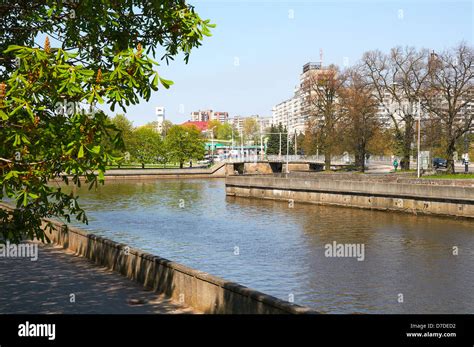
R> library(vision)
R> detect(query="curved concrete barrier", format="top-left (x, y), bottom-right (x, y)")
top-left (40, 218), bottom-right (317, 314)
top-left (0, 202), bottom-right (316, 314)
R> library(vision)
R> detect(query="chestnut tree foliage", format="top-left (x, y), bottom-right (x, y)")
top-left (0, 1), bottom-right (214, 243)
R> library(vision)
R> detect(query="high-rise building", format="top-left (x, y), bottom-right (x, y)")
top-left (272, 62), bottom-right (333, 135)
top-left (271, 90), bottom-right (304, 134)
top-left (155, 106), bottom-right (165, 133)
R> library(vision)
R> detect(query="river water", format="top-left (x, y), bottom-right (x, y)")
top-left (67, 178), bottom-right (474, 313)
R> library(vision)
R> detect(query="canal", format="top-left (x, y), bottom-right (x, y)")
top-left (67, 178), bottom-right (474, 313)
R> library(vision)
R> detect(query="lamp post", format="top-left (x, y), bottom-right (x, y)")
top-left (294, 130), bottom-right (297, 156)
top-left (231, 127), bottom-right (234, 161)
top-left (240, 129), bottom-right (244, 161)
top-left (286, 112), bottom-right (290, 174)
top-left (208, 126), bottom-right (216, 164)
top-left (464, 115), bottom-right (470, 173)
top-left (416, 100), bottom-right (421, 178)
top-left (279, 132), bottom-right (282, 159)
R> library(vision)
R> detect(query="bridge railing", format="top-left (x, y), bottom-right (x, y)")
top-left (225, 154), bottom-right (356, 164)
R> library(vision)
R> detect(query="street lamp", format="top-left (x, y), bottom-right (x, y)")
top-left (240, 129), bottom-right (244, 161)
top-left (286, 112), bottom-right (290, 174)
top-left (208, 126), bottom-right (216, 164)
top-left (416, 100), bottom-right (421, 178)
top-left (231, 128), bottom-right (234, 160)
top-left (464, 115), bottom-right (470, 173)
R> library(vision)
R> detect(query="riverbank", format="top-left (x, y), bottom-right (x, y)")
top-left (0, 202), bottom-right (316, 314)
top-left (6, 179), bottom-right (472, 313)
top-left (225, 173), bottom-right (474, 218)
top-left (0, 242), bottom-right (197, 314)
top-left (102, 162), bottom-right (227, 179)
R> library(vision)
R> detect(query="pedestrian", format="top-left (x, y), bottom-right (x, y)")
top-left (393, 158), bottom-right (399, 172)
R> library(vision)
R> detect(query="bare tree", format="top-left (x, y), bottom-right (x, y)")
top-left (303, 64), bottom-right (346, 171)
top-left (418, 43), bottom-right (474, 173)
top-left (361, 47), bottom-right (430, 170)
top-left (339, 68), bottom-right (381, 172)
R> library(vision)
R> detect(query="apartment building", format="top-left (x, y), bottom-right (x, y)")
top-left (190, 110), bottom-right (229, 123)
top-left (229, 115), bottom-right (273, 133)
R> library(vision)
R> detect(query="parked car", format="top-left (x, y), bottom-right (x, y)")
top-left (432, 158), bottom-right (448, 169)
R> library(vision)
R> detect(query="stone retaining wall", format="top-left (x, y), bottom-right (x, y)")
top-left (0, 202), bottom-right (316, 314)
top-left (226, 176), bottom-right (474, 218)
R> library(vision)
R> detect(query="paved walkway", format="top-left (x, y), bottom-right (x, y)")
top-left (0, 242), bottom-right (196, 314)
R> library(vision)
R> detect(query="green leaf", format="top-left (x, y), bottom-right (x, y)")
top-left (0, 109), bottom-right (8, 120)
top-left (13, 134), bottom-right (21, 146)
top-left (3, 45), bottom-right (24, 53)
top-left (152, 73), bottom-right (159, 88)
top-left (98, 170), bottom-right (105, 182)
top-left (89, 145), bottom-right (101, 154)
top-left (4, 170), bottom-right (19, 180)
top-left (78, 145), bottom-right (84, 158)
top-left (160, 78), bottom-right (174, 89)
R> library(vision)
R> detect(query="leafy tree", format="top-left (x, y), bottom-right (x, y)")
top-left (165, 125), bottom-right (205, 168)
top-left (207, 120), bottom-right (221, 139)
top-left (0, 1), bottom-right (214, 80)
top-left (105, 114), bottom-right (134, 162)
top-left (418, 44), bottom-right (474, 173)
top-left (266, 123), bottom-right (293, 155)
top-left (216, 123), bottom-right (233, 140)
top-left (266, 125), bottom-right (280, 155)
top-left (339, 68), bottom-right (381, 172)
top-left (303, 65), bottom-right (346, 171)
top-left (111, 114), bottom-right (134, 144)
top-left (296, 133), bottom-right (305, 155)
top-left (129, 126), bottom-right (163, 168)
top-left (0, 1), bottom-right (214, 243)
top-left (242, 118), bottom-right (259, 143)
top-left (361, 47), bottom-right (428, 170)
top-left (161, 120), bottom-right (174, 137)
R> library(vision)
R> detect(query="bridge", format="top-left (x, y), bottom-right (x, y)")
top-left (221, 155), bottom-right (353, 175)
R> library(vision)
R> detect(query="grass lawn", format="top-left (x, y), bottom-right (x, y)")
top-left (106, 163), bottom-right (189, 169)
top-left (421, 173), bottom-right (474, 179)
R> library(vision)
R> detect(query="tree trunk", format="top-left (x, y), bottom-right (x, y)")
top-left (356, 140), bottom-right (366, 172)
top-left (179, 161), bottom-right (184, 169)
top-left (446, 140), bottom-right (456, 174)
top-left (401, 120), bottom-right (414, 170)
top-left (324, 150), bottom-right (331, 171)
top-left (141, 162), bottom-right (145, 169)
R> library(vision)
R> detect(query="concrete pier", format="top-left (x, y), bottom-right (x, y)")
top-left (225, 174), bottom-right (474, 218)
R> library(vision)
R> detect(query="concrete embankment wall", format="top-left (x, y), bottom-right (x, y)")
top-left (0, 202), bottom-right (315, 314)
top-left (225, 175), bottom-right (474, 218)
top-left (102, 162), bottom-right (227, 179)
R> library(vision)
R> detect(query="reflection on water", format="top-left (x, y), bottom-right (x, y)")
top-left (66, 179), bottom-right (474, 313)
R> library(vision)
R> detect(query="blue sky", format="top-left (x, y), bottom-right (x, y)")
top-left (119, 0), bottom-right (473, 125)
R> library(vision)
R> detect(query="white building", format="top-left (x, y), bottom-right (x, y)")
top-left (272, 87), bottom-right (305, 135)
top-left (190, 110), bottom-right (229, 123)
top-left (273, 62), bottom-right (409, 134)
top-left (229, 115), bottom-right (273, 134)
top-left (155, 106), bottom-right (165, 133)
top-left (272, 62), bottom-right (328, 135)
